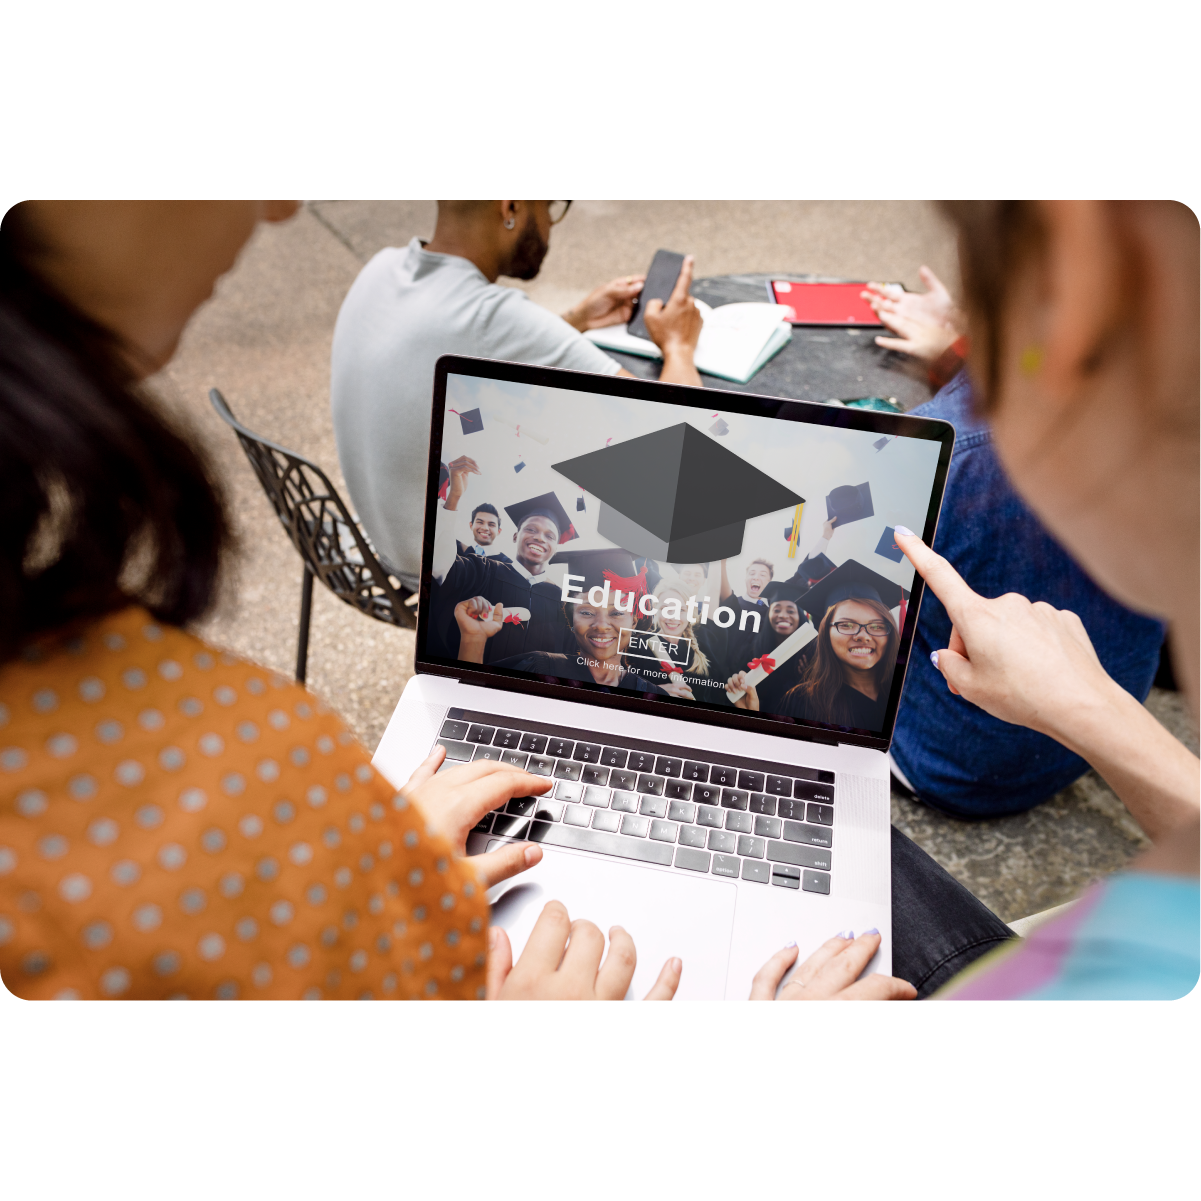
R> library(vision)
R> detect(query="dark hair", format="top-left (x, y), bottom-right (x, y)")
top-left (0, 204), bottom-right (231, 664)
top-left (784, 596), bottom-right (898, 725)
top-left (470, 503), bottom-right (499, 522)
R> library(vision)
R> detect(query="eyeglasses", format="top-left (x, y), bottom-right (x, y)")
top-left (831, 619), bottom-right (891, 637)
top-left (548, 200), bottom-right (572, 224)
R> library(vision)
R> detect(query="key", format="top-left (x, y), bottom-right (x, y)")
top-left (554, 760), bottom-right (583, 782)
top-left (802, 869), bottom-right (831, 895)
top-left (767, 842), bottom-right (832, 871)
top-left (725, 811), bottom-right (753, 834)
top-left (721, 788), bottom-right (749, 811)
top-left (776, 798), bottom-right (804, 821)
top-left (639, 796), bottom-right (667, 819)
top-left (710, 765), bottom-right (738, 787)
top-left (792, 766), bottom-right (835, 784)
top-left (467, 724), bottom-right (496, 744)
top-left (655, 756), bottom-right (683, 778)
top-left (582, 786), bottom-right (611, 808)
top-left (506, 797), bottom-right (537, 815)
top-left (737, 835), bottom-right (765, 859)
top-left (712, 854), bottom-right (740, 878)
top-left (737, 770), bottom-right (765, 792)
top-left (610, 791), bottom-right (638, 813)
top-left (649, 820), bottom-right (678, 843)
top-left (440, 720), bottom-right (469, 740)
top-left (492, 728), bottom-right (521, 749)
top-left (794, 778), bottom-right (835, 803)
top-left (782, 821), bottom-right (832, 849)
top-left (492, 814), bottom-right (531, 838)
top-left (627, 751), bottom-right (656, 773)
top-left (501, 750), bottom-right (529, 769)
top-left (693, 783), bottom-right (721, 805)
top-left (573, 742), bottom-right (602, 763)
top-left (748, 794), bottom-right (777, 816)
top-left (471, 812), bottom-right (494, 834)
top-left (437, 738), bottom-right (474, 761)
top-left (678, 825), bottom-right (707, 849)
top-left (554, 780), bottom-right (583, 802)
top-left (591, 809), bottom-right (621, 832)
top-left (519, 732), bottom-right (547, 754)
top-left (807, 803), bottom-right (834, 827)
top-left (664, 779), bottom-right (693, 800)
top-left (674, 847), bottom-right (711, 873)
top-left (547, 737), bottom-right (575, 758)
top-left (534, 798), bottom-right (564, 822)
top-left (754, 815), bottom-right (782, 839)
top-left (638, 774), bottom-right (665, 797)
top-left (708, 830), bottom-right (737, 854)
top-left (696, 805), bottom-right (723, 828)
top-left (773, 863), bottom-right (801, 879)
top-left (667, 800), bottom-right (696, 824)
top-left (621, 814), bottom-right (651, 838)
top-left (527, 821), bottom-right (674, 866)
top-left (610, 769), bottom-right (638, 792)
top-left (772, 870), bottom-right (800, 889)
top-left (581, 765), bottom-right (610, 786)
top-left (741, 859), bottom-right (770, 883)
top-left (436, 760), bottom-right (459, 774)
top-left (600, 747), bottom-right (628, 769)
top-left (526, 755), bottom-right (555, 777)
top-left (473, 745), bottom-right (503, 762)
top-left (564, 805), bottom-right (591, 827)
top-left (682, 761), bottom-right (710, 782)
top-left (764, 774), bottom-right (792, 797)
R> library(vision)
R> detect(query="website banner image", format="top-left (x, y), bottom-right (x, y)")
top-left (425, 374), bottom-right (942, 735)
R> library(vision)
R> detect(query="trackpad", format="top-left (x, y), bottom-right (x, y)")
top-left (487, 846), bottom-right (737, 1000)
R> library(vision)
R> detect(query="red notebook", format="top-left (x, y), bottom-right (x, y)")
top-left (769, 280), bottom-right (882, 326)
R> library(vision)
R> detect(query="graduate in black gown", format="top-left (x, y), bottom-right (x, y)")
top-left (460, 548), bottom-right (656, 696)
top-left (731, 595), bottom-right (813, 715)
top-left (643, 574), bottom-right (733, 707)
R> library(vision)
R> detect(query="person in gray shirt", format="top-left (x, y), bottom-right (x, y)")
top-left (330, 200), bottom-right (702, 587)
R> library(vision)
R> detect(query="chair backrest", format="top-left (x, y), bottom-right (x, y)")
top-left (209, 388), bottom-right (415, 630)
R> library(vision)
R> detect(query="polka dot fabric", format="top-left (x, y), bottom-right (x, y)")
top-left (0, 608), bottom-right (488, 999)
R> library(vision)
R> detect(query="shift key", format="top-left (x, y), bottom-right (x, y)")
top-left (437, 738), bottom-right (475, 761)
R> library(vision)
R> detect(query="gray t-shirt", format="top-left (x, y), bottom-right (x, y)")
top-left (330, 238), bottom-right (621, 586)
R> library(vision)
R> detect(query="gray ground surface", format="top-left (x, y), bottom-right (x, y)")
top-left (155, 201), bottom-right (1196, 924)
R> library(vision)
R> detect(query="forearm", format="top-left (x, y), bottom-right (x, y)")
top-left (458, 634), bottom-right (487, 664)
top-left (431, 510), bottom-right (459, 583)
top-left (659, 347), bottom-right (701, 388)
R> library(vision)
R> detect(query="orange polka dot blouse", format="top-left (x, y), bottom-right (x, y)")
top-left (0, 607), bottom-right (489, 1000)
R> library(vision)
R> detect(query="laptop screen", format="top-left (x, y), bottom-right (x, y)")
top-left (417, 357), bottom-right (954, 751)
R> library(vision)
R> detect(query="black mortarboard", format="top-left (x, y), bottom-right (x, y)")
top-left (825, 481), bottom-right (874, 526)
top-left (709, 417), bottom-right (730, 436)
top-left (504, 492), bottom-right (577, 544)
top-left (451, 407), bottom-right (483, 435)
top-left (798, 559), bottom-right (909, 626)
top-left (798, 552), bottom-right (837, 585)
top-left (634, 556), bottom-right (663, 594)
top-left (874, 526), bottom-right (905, 564)
top-left (873, 436), bottom-right (890, 452)
top-left (549, 547), bottom-right (647, 599)
top-left (760, 580), bottom-right (805, 607)
top-left (760, 552), bottom-right (836, 606)
top-left (576, 494), bottom-right (586, 512)
top-left (514, 457), bottom-right (526, 473)
top-left (552, 423), bottom-right (802, 562)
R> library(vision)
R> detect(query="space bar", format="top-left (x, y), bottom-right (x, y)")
top-left (527, 821), bottom-right (674, 866)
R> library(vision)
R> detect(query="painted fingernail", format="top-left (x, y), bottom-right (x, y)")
top-left (836, 930), bottom-right (852, 940)
top-left (930, 650), bottom-right (940, 670)
top-left (785, 940), bottom-right (797, 949)
top-left (864, 927), bottom-right (879, 936)
top-left (894, 525), bottom-right (914, 537)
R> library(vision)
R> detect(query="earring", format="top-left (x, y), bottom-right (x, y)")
top-left (504, 218), bottom-right (515, 229)
top-left (1019, 345), bottom-right (1044, 376)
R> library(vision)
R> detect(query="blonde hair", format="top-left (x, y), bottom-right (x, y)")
top-left (650, 577), bottom-right (710, 676)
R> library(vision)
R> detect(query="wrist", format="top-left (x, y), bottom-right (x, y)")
top-left (1037, 674), bottom-right (1139, 756)
top-left (562, 306), bottom-right (587, 333)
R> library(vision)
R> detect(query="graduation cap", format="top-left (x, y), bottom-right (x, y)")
top-left (549, 547), bottom-right (649, 604)
top-left (875, 526), bottom-right (905, 564)
top-left (873, 436), bottom-right (890, 452)
top-left (449, 408), bottom-right (483, 436)
top-left (798, 559), bottom-right (909, 627)
top-left (576, 490), bottom-right (586, 513)
top-left (514, 456), bottom-right (526, 473)
top-left (552, 423), bottom-right (802, 562)
top-left (709, 418), bottom-right (730, 437)
top-left (504, 491), bottom-right (577, 544)
top-left (825, 481), bottom-right (874, 526)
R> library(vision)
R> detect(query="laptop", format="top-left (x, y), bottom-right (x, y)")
top-left (372, 355), bottom-right (954, 999)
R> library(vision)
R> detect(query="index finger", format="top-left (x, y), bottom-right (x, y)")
top-left (669, 254), bottom-right (694, 305)
top-left (892, 528), bottom-right (979, 622)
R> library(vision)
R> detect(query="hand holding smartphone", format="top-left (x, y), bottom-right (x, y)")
top-left (627, 249), bottom-right (687, 340)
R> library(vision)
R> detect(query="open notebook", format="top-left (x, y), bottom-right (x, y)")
top-left (584, 300), bottom-right (792, 384)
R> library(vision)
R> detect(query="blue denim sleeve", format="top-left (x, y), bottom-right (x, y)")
top-left (889, 372), bottom-right (1165, 817)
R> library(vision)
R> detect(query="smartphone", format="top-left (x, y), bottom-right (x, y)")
top-left (767, 280), bottom-right (883, 326)
top-left (627, 249), bottom-right (686, 341)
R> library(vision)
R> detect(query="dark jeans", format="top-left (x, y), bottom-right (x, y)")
top-left (891, 825), bottom-right (1014, 998)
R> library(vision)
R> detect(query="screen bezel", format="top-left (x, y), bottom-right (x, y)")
top-left (416, 354), bottom-right (956, 753)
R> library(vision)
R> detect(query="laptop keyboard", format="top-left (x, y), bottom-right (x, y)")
top-left (435, 708), bottom-right (834, 895)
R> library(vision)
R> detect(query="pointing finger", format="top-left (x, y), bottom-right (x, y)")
top-left (670, 254), bottom-right (695, 306)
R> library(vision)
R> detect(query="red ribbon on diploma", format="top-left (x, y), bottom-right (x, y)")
top-left (747, 656), bottom-right (776, 673)
top-left (658, 659), bottom-right (678, 674)
top-left (502, 613), bottom-right (525, 626)
top-left (602, 565), bottom-right (649, 606)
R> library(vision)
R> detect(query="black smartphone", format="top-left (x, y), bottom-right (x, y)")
top-left (627, 249), bottom-right (686, 341)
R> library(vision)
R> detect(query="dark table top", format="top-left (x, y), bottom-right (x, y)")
top-left (601, 273), bottom-right (934, 412)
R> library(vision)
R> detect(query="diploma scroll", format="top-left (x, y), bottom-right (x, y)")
top-left (725, 621), bottom-right (819, 703)
top-left (646, 634), bottom-right (685, 685)
top-left (501, 607), bottom-right (531, 626)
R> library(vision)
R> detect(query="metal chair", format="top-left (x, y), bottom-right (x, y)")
top-left (209, 388), bottom-right (416, 684)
